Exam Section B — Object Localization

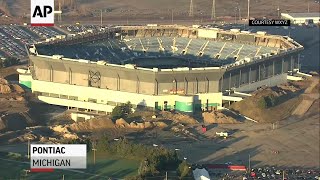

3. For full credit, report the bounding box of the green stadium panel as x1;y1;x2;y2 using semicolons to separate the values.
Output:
175;101;193;113
19;81;32;89
208;103;220;107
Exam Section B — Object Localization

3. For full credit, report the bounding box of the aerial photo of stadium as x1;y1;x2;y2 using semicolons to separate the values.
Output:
20;24;303;114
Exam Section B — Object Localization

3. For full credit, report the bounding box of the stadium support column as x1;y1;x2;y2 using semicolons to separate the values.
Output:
290;56;294;73
136;76;140;93
229;72;232;90
221;74;224;92
50;66;53;82
154;79;158;95
298;54;300;70
281;58;284;73
239;69;242;87
258;64;261;81
248;67;251;84
272;61;275;76
117;74;120;91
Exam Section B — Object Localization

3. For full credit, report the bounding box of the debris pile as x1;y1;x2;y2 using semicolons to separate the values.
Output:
202;111;239;124
0;78;24;94
160;111;198;124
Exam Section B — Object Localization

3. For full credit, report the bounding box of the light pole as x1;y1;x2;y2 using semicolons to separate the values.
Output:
91;139;97;165
234;7;238;24
171;9;174;24
92;148;97;165
27;138;31;159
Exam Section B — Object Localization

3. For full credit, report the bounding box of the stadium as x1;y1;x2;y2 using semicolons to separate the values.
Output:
19;25;303;114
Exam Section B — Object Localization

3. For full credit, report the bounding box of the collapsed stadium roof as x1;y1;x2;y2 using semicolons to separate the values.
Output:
32;25;303;70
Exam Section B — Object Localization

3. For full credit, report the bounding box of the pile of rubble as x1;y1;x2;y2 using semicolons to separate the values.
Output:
160;111;199;124
115;118;168;129
0;78;24;94
202;111;239;124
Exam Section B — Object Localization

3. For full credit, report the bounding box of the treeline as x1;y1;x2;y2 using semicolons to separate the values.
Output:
67;137;191;179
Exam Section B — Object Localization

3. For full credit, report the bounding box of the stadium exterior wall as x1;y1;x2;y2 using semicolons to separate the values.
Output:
234;73;287;92
221;51;300;91
30;79;223;113
30;56;225;95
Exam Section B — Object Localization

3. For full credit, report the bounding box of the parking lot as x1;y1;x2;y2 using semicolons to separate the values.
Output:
62;24;113;34
207;167;320;179
0;25;65;59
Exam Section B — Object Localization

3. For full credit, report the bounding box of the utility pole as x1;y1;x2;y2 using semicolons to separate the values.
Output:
189;0;194;17
165;171;168;180
211;0;216;20
58;0;62;22
247;0;250;21
248;154;251;172
92;140;97;165
100;9;103;28
234;8;237;24
307;1;310;13
62;174;65;180
282;170;285;180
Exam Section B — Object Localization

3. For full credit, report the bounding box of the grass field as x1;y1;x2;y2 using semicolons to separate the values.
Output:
0;151;140;180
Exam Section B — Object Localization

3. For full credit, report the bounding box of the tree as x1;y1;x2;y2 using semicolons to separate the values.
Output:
111;105;124;120
177;160;191;179
123;101;133;115
111;101;133;120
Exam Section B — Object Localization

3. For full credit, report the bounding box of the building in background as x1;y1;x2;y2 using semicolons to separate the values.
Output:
281;12;320;24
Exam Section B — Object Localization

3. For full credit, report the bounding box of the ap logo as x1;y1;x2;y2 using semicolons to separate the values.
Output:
31;0;54;26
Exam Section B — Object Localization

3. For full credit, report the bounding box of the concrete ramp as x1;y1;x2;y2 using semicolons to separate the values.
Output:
287;75;303;81
296;71;312;78
233;91;252;97
222;96;243;102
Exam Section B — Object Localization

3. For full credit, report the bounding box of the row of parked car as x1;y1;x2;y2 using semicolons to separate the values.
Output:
27;26;62;39
209;166;319;180
0;30;27;58
63;25;106;33
0;25;66;59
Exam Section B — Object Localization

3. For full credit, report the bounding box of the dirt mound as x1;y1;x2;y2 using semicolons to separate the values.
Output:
230;82;304;122
67;116;115;132
0;78;24;94
160;111;198;124
10;84;24;93
0;78;8;84
153;121;168;128
202;111;239;124
115;118;129;128
0;84;11;94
